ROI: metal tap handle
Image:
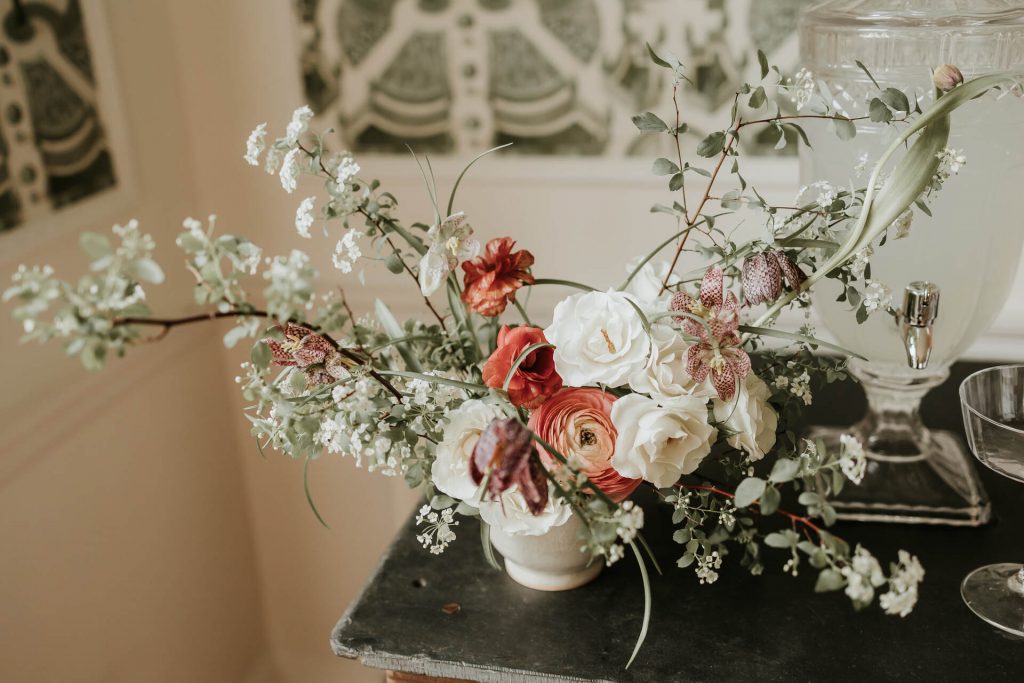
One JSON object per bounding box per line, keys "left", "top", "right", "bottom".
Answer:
{"left": 900, "top": 281, "right": 939, "bottom": 370}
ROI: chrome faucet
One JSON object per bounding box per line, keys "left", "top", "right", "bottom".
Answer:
{"left": 898, "top": 282, "right": 940, "bottom": 370}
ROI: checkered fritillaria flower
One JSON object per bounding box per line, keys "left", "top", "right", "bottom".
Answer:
{"left": 670, "top": 267, "right": 751, "bottom": 401}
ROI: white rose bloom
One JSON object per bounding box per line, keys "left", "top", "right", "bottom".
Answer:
{"left": 431, "top": 399, "right": 504, "bottom": 503}
{"left": 545, "top": 290, "right": 651, "bottom": 387}
{"left": 610, "top": 393, "right": 717, "bottom": 488}
{"left": 478, "top": 486, "right": 571, "bottom": 536}
{"left": 713, "top": 373, "right": 778, "bottom": 460}
{"left": 628, "top": 324, "right": 715, "bottom": 400}
{"left": 623, "top": 258, "right": 679, "bottom": 314}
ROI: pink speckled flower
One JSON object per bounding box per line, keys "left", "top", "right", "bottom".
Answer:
{"left": 741, "top": 251, "right": 806, "bottom": 306}
{"left": 263, "top": 323, "right": 347, "bottom": 388}
{"left": 670, "top": 267, "right": 751, "bottom": 401}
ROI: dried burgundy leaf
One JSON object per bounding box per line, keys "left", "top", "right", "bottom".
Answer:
{"left": 470, "top": 418, "right": 549, "bottom": 515}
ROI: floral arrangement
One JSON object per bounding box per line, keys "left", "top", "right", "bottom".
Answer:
{"left": 5, "top": 50, "right": 1018, "bottom": 665}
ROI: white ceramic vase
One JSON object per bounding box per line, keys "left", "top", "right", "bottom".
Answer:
{"left": 488, "top": 514, "right": 603, "bottom": 591}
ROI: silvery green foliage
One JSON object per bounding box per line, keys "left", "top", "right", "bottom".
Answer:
{"left": 3, "top": 220, "right": 164, "bottom": 369}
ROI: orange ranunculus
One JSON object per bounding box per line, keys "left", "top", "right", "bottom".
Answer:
{"left": 528, "top": 388, "right": 642, "bottom": 503}
{"left": 483, "top": 326, "right": 561, "bottom": 409}
{"left": 460, "top": 237, "right": 535, "bottom": 317}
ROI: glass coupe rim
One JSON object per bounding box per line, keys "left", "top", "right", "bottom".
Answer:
{"left": 959, "top": 364, "right": 1024, "bottom": 436}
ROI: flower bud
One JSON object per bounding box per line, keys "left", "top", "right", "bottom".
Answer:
{"left": 741, "top": 253, "right": 782, "bottom": 306}
{"left": 933, "top": 64, "right": 964, "bottom": 92}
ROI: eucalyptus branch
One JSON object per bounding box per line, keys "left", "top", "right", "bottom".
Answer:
{"left": 674, "top": 483, "right": 830, "bottom": 537}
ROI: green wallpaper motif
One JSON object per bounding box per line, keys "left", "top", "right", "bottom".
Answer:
{"left": 295, "top": 0, "right": 813, "bottom": 156}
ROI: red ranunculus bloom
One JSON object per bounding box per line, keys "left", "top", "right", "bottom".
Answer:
{"left": 461, "top": 237, "right": 535, "bottom": 317}
{"left": 483, "top": 325, "right": 562, "bottom": 409}
{"left": 528, "top": 388, "right": 642, "bottom": 503}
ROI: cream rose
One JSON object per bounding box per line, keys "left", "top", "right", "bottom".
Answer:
{"left": 623, "top": 258, "right": 679, "bottom": 314}
{"left": 431, "top": 399, "right": 503, "bottom": 502}
{"left": 545, "top": 290, "right": 650, "bottom": 387}
{"left": 610, "top": 393, "right": 717, "bottom": 488}
{"left": 628, "top": 324, "right": 715, "bottom": 401}
{"left": 713, "top": 373, "right": 778, "bottom": 460}
{"left": 478, "top": 486, "right": 572, "bottom": 536}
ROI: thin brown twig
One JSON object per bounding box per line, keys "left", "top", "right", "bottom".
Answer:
{"left": 660, "top": 121, "right": 738, "bottom": 293}
{"left": 113, "top": 309, "right": 405, "bottom": 400}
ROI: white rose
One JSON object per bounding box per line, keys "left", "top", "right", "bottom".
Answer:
{"left": 713, "top": 373, "right": 778, "bottom": 460}
{"left": 623, "top": 258, "right": 679, "bottom": 314}
{"left": 478, "top": 486, "right": 572, "bottom": 536}
{"left": 545, "top": 290, "right": 651, "bottom": 387}
{"left": 628, "top": 324, "right": 716, "bottom": 400}
{"left": 431, "top": 399, "right": 504, "bottom": 503}
{"left": 610, "top": 393, "right": 717, "bottom": 488}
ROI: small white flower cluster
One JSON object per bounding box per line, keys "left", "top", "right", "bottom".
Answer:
{"left": 182, "top": 215, "right": 262, "bottom": 277}
{"left": 696, "top": 551, "right": 723, "bottom": 585}
{"left": 841, "top": 545, "right": 886, "bottom": 607}
{"left": 848, "top": 246, "right": 872, "bottom": 280}
{"left": 797, "top": 180, "right": 836, "bottom": 210}
{"left": 262, "top": 249, "right": 317, "bottom": 320}
{"left": 295, "top": 196, "right": 316, "bottom": 238}
{"left": 890, "top": 209, "right": 914, "bottom": 240}
{"left": 935, "top": 147, "right": 966, "bottom": 183}
{"left": 415, "top": 505, "right": 459, "bottom": 555}
{"left": 332, "top": 230, "right": 362, "bottom": 273}
{"left": 315, "top": 377, "right": 409, "bottom": 475}
{"left": 853, "top": 151, "right": 871, "bottom": 178}
{"left": 839, "top": 433, "right": 867, "bottom": 485}
{"left": 3, "top": 264, "right": 60, "bottom": 334}
{"left": 591, "top": 500, "right": 644, "bottom": 566}
{"left": 774, "top": 362, "right": 812, "bottom": 405}
{"left": 789, "top": 68, "right": 816, "bottom": 111}
{"left": 862, "top": 280, "right": 891, "bottom": 313}
{"left": 879, "top": 550, "right": 925, "bottom": 617}
{"left": 244, "top": 105, "right": 357, "bottom": 198}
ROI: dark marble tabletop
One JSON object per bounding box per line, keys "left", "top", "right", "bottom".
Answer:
{"left": 332, "top": 362, "right": 1024, "bottom": 682}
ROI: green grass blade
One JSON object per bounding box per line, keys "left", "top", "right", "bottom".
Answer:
{"left": 304, "top": 458, "right": 331, "bottom": 530}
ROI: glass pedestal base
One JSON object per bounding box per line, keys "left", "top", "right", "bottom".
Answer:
{"left": 961, "top": 563, "right": 1024, "bottom": 637}
{"left": 809, "top": 426, "right": 991, "bottom": 526}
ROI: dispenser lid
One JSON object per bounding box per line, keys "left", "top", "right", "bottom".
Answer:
{"left": 800, "top": 0, "right": 1024, "bottom": 72}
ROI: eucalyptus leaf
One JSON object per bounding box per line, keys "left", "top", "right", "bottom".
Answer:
{"left": 764, "top": 531, "right": 794, "bottom": 548}
{"left": 696, "top": 131, "right": 726, "bottom": 158}
{"left": 815, "top": 568, "right": 846, "bottom": 593}
{"left": 768, "top": 458, "right": 800, "bottom": 484}
{"left": 130, "top": 258, "right": 166, "bottom": 284}
{"left": 375, "top": 298, "right": 423, "bottom": 372}
{"left": 734, "top": 476, "right": 766, "bottom": 508}
{"left": 632, "top": 111, "right": 669, "bottom": 133}
{"left": 80, "top": 232, "right": 112, "bottom": 261}
{"left": 834, "top": 117, "right": 857, "bottom": 140}
{"left": 250, "top": 339, "right": 271, "bottom": 370}
{"left": 652, "top": 157, "right": 680, "bottom": 176}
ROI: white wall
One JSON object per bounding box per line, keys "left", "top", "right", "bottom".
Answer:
{"left": 0, "top": 2, "right": 270, "bottom": 682}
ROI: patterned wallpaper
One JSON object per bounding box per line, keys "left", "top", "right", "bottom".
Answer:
{"left": 294, "top": 0, "right": 813, "bottom": 156}
{"left": 0, "top": 0, "right": 116, "bottom": 233}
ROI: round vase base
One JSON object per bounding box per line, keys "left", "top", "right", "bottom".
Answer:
{"left": 502, "top": 557, "right": 603, "bottom": 592}
{"left": 961, "top": 563, "right": 1024, "bottom": 637}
